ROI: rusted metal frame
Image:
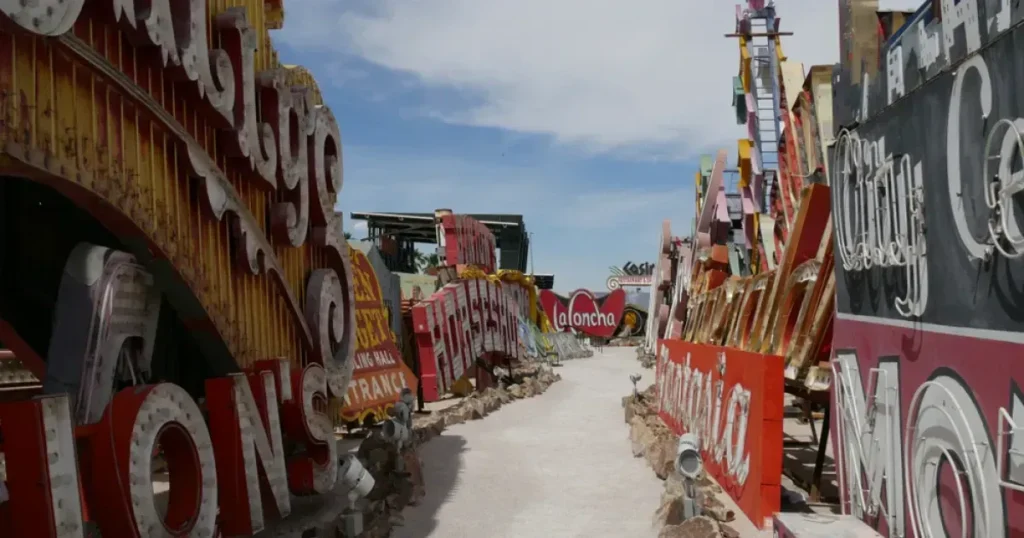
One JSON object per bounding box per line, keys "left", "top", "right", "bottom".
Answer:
{"left": 780, "top": 379, "right": 835, "bottom": 504}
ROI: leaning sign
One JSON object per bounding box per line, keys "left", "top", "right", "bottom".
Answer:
{"left": 343, "top": 247, "right": 417, "bottom": 423}
{"left": 656, "top": 340, "right": 784, "bottom": 528}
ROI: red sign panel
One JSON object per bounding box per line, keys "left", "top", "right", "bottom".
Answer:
{"left": 440, "top": 214, "right": 497, "bottom": 273}
{"left": 538, "top": 288, "right": 626, "bottom": 338}
{"left": 411, "top": 279, "right": 519, "bottom": 401}
{"left": 0, "top": 360, "right": 337, "bottom": 537}
{"left": 655, "top": 340, "right": 784, "bottom": 528}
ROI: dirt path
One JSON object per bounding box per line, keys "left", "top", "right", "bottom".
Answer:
{"left": 395, "top": 347, "right": 662, "bottom": 538}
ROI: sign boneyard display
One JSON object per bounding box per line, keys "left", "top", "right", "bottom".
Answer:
{"left": 656, "top": 340, "right": 783, "bottom": 528}
{"left": 343, "top": 248, "right": 417, "bottom": 424}
{"left": 0, "top": 0, "right": 378, "bottom": 535}
{"left": 546, "top": 333, "right": 593, "bottom": 360}
{"left": 438, "top": 212, "right": 497, "bottom": 273}
{"left": 538, "top": 288, "right": 626, "bottom": 338}
{"left": 827, "top": 1, "right": 1024, "bottom": 536}
{"left": 412, "top": 215, "right": 532, "bottom": 402}
{"left": 607, "top": 261, "right": 656, "bottom": 290}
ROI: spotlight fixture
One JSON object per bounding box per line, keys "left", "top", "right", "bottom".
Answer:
{"left": 337, "top": 454, "right": 375, "bottom": 536}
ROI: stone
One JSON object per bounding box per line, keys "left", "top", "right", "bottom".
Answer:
{"left": 664, "top": 472, "right": 685, "bottom": 498}
{"left": 658, "top": 516, "right": 721, "bottom": 538}
{"left": 443, "top": 404, "right": 473, "bottom": 427}
{"left": 702, "top": 495, "right": 735, "bottom": 523}
{"left": 508, "top": 383, "right": 524, "bottom": 399}
{"left": 630, "top": 416, "right": 653, "bottom": 457}
{"left": 477, "top": 389, "right": 502, "bottom": 413}
{"left": 466, "top": 398, "right": 486, "bottom": 419}
{"left": 719, "top": 523, "right": 740, "bottom": 538}
{"left": 450, "top": 375, "right": 474, "bottom": 397}
{"left": 646, "top": 430, "right": 676, "bottom": 479}
{"left": 653, "top": 495, "right": 687, "bottom": 528}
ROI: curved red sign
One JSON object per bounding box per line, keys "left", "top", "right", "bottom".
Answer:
{"left": 538, "top": 288, "right": 626, "bottom": 338}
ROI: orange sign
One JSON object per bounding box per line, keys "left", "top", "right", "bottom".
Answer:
{"left": 342, "top": 248, "right": 417, "bottom": 423}
{"left": 656, "top": 340, "right": 784, "bottom": 528}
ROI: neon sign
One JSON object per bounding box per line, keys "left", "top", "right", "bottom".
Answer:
{"left": 538, "top": 289, "right": 626, "bottom": 338}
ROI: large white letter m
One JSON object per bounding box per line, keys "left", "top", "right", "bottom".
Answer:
{"left": 833, "top": 351, "right": 905, "bottom": 536}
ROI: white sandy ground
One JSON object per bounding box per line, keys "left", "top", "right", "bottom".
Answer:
{"left": 394, "top": 347, "right": 667, "bottom": 538}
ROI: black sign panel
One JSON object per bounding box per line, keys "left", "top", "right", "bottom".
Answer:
{"left": 832, "top": 0, "right": 1024, "bottom": 332}
{"left": 622, "top": 262, "right": 655, "bottom": 276}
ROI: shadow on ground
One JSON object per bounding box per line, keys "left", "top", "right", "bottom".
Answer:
{"left": 779, "top": 409, "right": 839, "bottom": 515}
{"left": 395, "top": 434, "right": 468, "bottom": 538}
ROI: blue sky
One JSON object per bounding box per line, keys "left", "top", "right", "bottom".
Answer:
{"left": 269, "top": 0, "right": 867, "bottom": 292}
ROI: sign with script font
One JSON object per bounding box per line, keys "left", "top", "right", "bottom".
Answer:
{"left": 656, "top": 340, "right": 784, "bottom": 528}
{"left": 538, "top": 289, "right": 626, "bottom": 338}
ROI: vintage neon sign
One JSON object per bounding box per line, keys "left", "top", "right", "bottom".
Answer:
{"left": 831, "top": 319, "right": 1024, "bottom": 538}
{"left": 4, "top": 0, "right": 357, "bottom": 388}
{"left": 343, "top": 248, "right": 417, "bottom": 423}
{"left": 832, "top": 130, "right": 927, "bottom": 317}
{"left": 538, "top": 288, "right": 625, "bottom": 338}
{"left": 438, "top": 214, "right": 497, "bottom": 273}
{"left": 0, "top": 359, "right": 335, "bottom": 537}
{"left": 412, "top": 278, "right": 519, "bottom": 401}
{"left": 607, "top": 261, "right": 656, "bottom": 290}
{"left": 1, "top": 0, "right": 356, "bottom": 535}
{"left": 655, "top": 340, "right": 783, "bottom": 528}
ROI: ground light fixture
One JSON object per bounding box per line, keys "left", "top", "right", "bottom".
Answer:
{"left": 338, "top": 454, "right": 375, "bottom": 536}
{"left": 675, "top": 432, "right": 702, "bottom": 479}
{"left": 630, "top": 373, "right": 642, "bottom": 399}
{"left": 382, "top": 388, "right": 415, "bottom": 471}
{"left": 675, "top": 433, "right": 704, "bottom": 520}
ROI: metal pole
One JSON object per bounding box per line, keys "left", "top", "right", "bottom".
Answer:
{"left": 529, "top": 232, "right": 535, "bottom": 275}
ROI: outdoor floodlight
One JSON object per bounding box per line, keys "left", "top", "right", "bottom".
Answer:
{"left": 674, "top": 432, "right": 704, "bottom": 521}
{"left": 339, "top": 454, "right": 375, "bottom": 501}
{"left": 676, "top": 432, "right": 703, "bottom": 480}
{"left": 338, "top": 454, "right": 375, "bottom": 537}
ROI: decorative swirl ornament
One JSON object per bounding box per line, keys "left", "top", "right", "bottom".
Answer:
{"left": 606, "top": 275, "right": 622, "bottom": 290}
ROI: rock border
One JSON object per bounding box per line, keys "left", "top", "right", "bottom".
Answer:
{"left": 259, "top": 361, "right": 561, "bottom": 537}
{"left": 635, "top": 346, "right": 656, "bottom": 369}
{"left": 623, "top": 387, "right": 740, "bottom": 538}
{"left": 360, "top": 360, "right": 563, "bottom": 537}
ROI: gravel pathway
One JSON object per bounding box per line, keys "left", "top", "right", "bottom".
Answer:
{"left": 395, "top": 347, "right": 662, "bottom": 538}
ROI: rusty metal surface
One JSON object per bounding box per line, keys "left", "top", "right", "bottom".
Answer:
{"left": 0, "top": 1, "right": 350, "bottom": 373}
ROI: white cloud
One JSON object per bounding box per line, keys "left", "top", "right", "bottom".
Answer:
{"left": 277, "top": 0, "right": 846, "bottom": 158}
